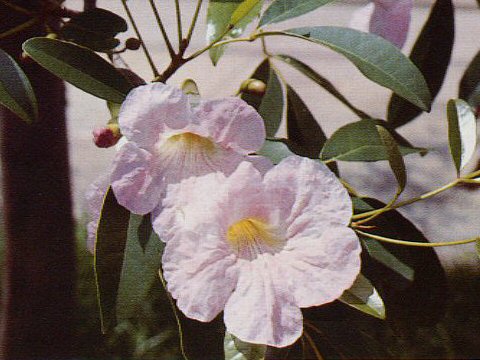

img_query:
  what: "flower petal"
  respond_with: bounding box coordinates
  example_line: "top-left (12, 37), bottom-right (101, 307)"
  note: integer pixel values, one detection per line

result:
top-left (119, 83), bottom-right (192, 149)
top-left (110, 142), bottom-right (163, 214)
top-left (85, 173), bottom-right (110, 253)
top-left (162, 224), bottom-right (239, 322)
top-left (224, 256), bottom-right (303, 347)
top-left (280, 226), bottom-right (361, 308)
top-left (263, 156), bottom-right (352, 234)
top-left (153, 161), bottom-right (265, 241)
top-left (369, 0), bottom-right (412, 48)
top-left (194, 98), bottom-right (266, 154)
top-left (350, 0), bottom-right (412, 48)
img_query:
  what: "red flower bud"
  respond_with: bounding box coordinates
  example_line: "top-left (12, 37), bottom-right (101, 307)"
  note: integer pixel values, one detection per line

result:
top-left (93, 123), bottom-right (121, 148)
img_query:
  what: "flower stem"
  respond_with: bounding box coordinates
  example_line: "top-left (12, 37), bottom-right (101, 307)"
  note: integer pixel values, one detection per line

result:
top-left (0, 17), bottom-right (38, 40)
top-left (148, 0), bottom-right (175, 58)
top-left (185, 0), bottom-right (203, 45)
top-left (351, 178), bottom-right (461, 221)
top-left (158, 270), bottom-right (189, 360)
top-left (121, 0), bottom-right (159, 78)
top-left (355, 229), bottom-right (479, 247)
top-left (174, 0), bottom-right (183, 47)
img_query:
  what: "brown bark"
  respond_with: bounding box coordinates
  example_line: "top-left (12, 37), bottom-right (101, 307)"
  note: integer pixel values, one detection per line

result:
top-left (0, 1), bottom-right (76, 359)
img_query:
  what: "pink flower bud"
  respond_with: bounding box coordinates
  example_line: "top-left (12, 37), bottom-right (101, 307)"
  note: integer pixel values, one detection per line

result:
top-left (93, 123), bottom-right (121, 148)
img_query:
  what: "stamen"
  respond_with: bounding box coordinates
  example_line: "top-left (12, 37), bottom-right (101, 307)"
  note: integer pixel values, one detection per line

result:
top-left (227, 218), bottom-right (284, 256)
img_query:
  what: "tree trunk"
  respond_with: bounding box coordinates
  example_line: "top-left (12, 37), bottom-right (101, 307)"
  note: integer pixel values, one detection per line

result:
top-left (0, 1), bottom-right (76, 359)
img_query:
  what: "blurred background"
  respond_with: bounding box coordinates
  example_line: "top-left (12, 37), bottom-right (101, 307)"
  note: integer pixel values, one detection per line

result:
top-left (1, 0), bottom-right (480, 358)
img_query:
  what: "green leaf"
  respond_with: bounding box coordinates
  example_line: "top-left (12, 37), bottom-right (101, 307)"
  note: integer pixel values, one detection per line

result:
top-left (275, 27), bottom-right (431, 110)
top-left (207, 0), bottom-right (263, 65)
top-left (230, 0), bottom-right (263, 25)
top-left (61, 8), bottom-right (127, 52)
top-left (447, 99), bottom-right (477, 174)
top-left (181, 78), bottom-right (201, 107)
top-left (286, 85), bottom-right (326, 158)
top-left (387, 0), bottom-right (454, 128)
top-left (259, 0), bottom-right (334, 27)
top-left (0, 48), bottom-right (37, 123)
top-left (241, 59), bottom-right (284, 137)
top-left (257, 139), bottom-right (295, 164)
top-left (224, 332), bottom-right (266, 360)
top-left (376, 125), bottom-right (407, 193)
top-left (459, 50), bottom-right (480, 108)
top-left (362, 239), bottom-right (414, 282)
top-left (320, 119), bottom-right (426, 162)
top-left (339, 274), bottom-right (386, 320)
top-left (116, 214), bottom-right (164, 322)
top-left (94, 188), bottom-right (130, 333)
top-left (276, 54), bottom-right (369, 118)
top-left (23, 37), bottom-right (133, 103)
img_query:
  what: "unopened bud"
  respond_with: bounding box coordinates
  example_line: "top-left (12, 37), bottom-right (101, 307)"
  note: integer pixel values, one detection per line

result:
top-left (93, 123), bottom-right (121, 148)
top-left (46, 33), bottom-right (58, 40)
top-left (125, 38), bottom-right (142, 51)
top-left (240, 79), bottom-right (267, 97)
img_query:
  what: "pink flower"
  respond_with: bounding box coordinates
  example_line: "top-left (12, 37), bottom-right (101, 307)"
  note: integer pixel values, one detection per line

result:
top-left (110, 83), bottom-right (269, 215)
top-left (349, 0), bottom-right (413, 48)
top-left (85, 173), bottom-right (110, 253)
top-left (155, 156), bottom-right (361, 347)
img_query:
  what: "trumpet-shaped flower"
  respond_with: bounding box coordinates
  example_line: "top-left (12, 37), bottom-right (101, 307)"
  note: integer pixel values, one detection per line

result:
top-left (110, 83), bottom-right (269, 215)
top-left (154, 156), bottom-right (361, 347)
top-left (350, 0), bottom-right (413, 48)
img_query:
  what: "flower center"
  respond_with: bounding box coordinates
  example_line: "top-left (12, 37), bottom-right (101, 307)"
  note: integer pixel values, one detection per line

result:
top-left (163, 132), bottom-right (216, 154)
top-left (227, 218), bottom-right (284, 256)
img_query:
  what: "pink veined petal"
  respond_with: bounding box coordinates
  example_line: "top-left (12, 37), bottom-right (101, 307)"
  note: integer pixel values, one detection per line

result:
top-left (369, 0), bottom-right (413, 48)
top-left (85, 173), bottom-right (110, 254)
top-left (280, 226), bottom-right (361, 308)
top-left (162, 224), bottom-right (239, 322)
top-left (349, 0), bottom-right (412, 48)
top-left (110, 142), bottom-right (163, 215)
top-left (224, 255), bottom-right (303, 347)
top-left (262, 156), bottom-right (352, 235)
top-left (152, 161), bottom-right (266, 242)
top-left (152, 171), bottom-right (228, 241)
top-left (119, 83), bottom-right (192, 149)
top-left (194, 98), bottom-right (266, 154)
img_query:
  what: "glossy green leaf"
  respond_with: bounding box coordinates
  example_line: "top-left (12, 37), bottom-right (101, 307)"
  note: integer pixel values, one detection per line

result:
top-left (276, 54), bottom-right (369, 118)
top-left (320, 119), bottom-right (426, 162)
top-left (447, 99), bottom-right (477, 174)
top-left (388, 0), bottom-right (454, 128)
top-left (271, 27), bottom-right (431, 110)
top-left (286, 85), bottom-right (326, 158)
top-left (181, 78), bottom-right (201, 106)
top-left (116, 214), bottom-right (164, 322)
top-left (241, 59), bottom-right (284, 137)
top-left (231, 0), bottom-right (263, 25)
top-left (61, 8), bottom-right (127, 52)
top-left (339, 274), bottom-right (386, 320)
top-left (224, 332), bottom-right (266, 360)
top-left (0, 48), bottom-right (37, 123)
top-left (207, 0), bottom-right (263, 65)
top-left (459, 50), bottom-right (480, 108)
top-left (259, 0), bottom-right (334, 27)
top-left (362, 239), bottom-right (414, 282)
top-left (257, 139), bottom-right (295, 164)
top-left (94, 187), bottom-right (130, 333)
top-left (23, 37), bottom-right (133, 103)
top-left (376, 125), bottom-right (407, 192)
